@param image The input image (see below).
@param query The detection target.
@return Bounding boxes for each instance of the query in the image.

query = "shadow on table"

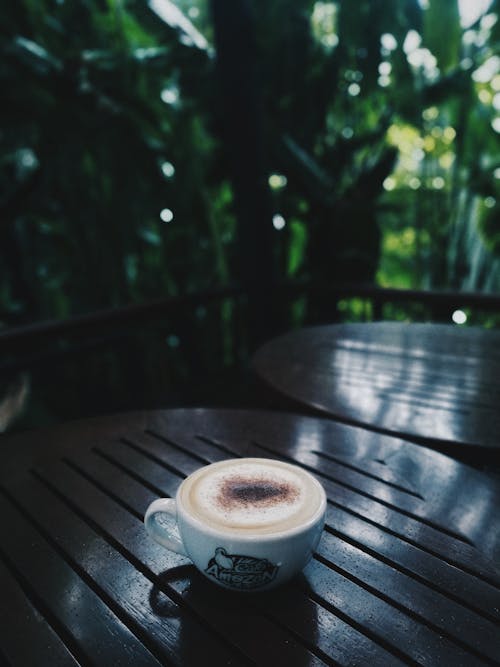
[150,566,317,665]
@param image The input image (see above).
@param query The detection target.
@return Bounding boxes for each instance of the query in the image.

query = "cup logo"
[205,547,279,589]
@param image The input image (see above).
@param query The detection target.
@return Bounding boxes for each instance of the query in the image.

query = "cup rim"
[176,457,327,541]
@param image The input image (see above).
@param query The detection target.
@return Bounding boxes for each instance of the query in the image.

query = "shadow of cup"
[149,566,317,664]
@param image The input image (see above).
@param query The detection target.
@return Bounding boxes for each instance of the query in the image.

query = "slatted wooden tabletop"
[1,408,499,666]
[252,322,500,450]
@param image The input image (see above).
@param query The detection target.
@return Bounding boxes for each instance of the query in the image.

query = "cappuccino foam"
[181,459,324,535]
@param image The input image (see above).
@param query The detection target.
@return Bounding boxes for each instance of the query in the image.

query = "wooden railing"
[1,283,499,360]
[0,287,242,352]
[300,283,500,319]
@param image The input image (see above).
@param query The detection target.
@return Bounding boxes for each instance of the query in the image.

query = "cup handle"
[144,498,188,557]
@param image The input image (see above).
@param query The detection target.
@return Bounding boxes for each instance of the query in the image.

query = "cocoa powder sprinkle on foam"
[216,475,299,510]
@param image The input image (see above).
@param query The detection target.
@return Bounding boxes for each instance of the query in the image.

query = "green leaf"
[287,220,307,276]
[148,0,210,51]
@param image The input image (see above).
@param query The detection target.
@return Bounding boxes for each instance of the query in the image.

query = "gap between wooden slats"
[92,438,494,661]
[63,443,415,667]
[144,428,500,589]
[299,561,494,667]
[2,479,244,667]
[141,429,500,621]
[85,446,422,664]
[0,490,165,667]
[162,426,484,555]
[308,450,424,499]
[70,446,368,667]
[252,439,499,583]
[273,447,470,543]
[314,538,499,663]
[0,556,81,667]
[30,458,331,667]
[140,428,500,624]
[79,430,500,658]
[151,431,440,533]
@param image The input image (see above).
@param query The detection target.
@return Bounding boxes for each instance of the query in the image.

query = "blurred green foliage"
[1,0,227,324]
[2,0,499,322]
[1,0,500,426]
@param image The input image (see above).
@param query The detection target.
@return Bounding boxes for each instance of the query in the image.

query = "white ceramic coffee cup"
[144,458,327,592]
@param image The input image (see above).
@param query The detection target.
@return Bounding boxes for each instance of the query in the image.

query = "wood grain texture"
[1,408,499,666]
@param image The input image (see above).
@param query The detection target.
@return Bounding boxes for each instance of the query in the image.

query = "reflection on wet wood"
[253,322,500,451]
[1,409,499,665]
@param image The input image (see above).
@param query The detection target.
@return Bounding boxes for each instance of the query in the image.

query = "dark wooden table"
[1,408,499,666]
[253,322,500,452]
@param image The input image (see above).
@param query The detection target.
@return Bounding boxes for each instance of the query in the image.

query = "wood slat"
[1,478,246,667]
[29,458,327,667]
[250,588,408,667]
[315,532,499,662]
[1,407,499,667]
[250,442,500,583]
[66,446,408,667]
[252,322,500,449]
[125,428,500,587]
[123,429,500,621]
[0,493,163,667]
[302,559,490,667]
[68,435,499,666]
[0,557,80,667]
[322,509,500,624]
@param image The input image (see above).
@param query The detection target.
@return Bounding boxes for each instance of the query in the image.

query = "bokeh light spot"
[269,173,288,189]
[161,161,175,178]
[383,177,396,191]
[452,310,467,324]
[272,214,286,230]
[160,208,174,222]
